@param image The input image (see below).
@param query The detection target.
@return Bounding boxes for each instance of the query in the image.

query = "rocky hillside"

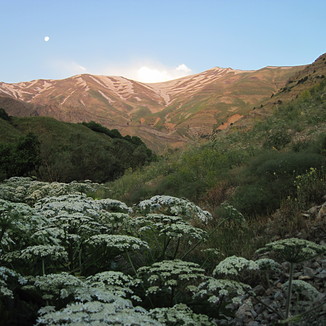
[0,64,304,151]
[235,53,326,130]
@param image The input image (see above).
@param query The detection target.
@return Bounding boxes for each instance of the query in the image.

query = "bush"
[263,129,291,150]
[250,152,325,181]
[0,133,41,180]
[231,184,278,216]
[0,108,11,121]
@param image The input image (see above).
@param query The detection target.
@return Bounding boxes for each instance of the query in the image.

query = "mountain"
[0,64,306,151]
[234,53,326,129]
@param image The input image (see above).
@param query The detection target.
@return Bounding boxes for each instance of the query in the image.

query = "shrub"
[231,184,278,216]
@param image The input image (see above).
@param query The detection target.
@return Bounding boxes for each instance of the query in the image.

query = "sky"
[0,0,325,83]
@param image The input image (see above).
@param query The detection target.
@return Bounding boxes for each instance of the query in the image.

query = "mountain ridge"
[0,64,307,151]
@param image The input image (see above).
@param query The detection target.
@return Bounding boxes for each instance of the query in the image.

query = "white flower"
[256,238,326,263]
[87,235,149,251]
[149,304,214,326]
[195,277,251,305]
[136,195,212,223]
[138,260,206,296]
[213,255,259,277]
[282,280,321,301]
[36,300,162,325]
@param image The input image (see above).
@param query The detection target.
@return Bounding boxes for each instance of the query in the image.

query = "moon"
[44,36,50,42]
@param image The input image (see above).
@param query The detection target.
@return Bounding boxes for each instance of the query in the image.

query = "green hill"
[0,115,155,182]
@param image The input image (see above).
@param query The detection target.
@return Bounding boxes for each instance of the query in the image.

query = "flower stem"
[285,262,295,319]
[42,258,45,276]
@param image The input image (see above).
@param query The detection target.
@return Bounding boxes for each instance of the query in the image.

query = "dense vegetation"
[0,178,324,325]
[0,116,155,183]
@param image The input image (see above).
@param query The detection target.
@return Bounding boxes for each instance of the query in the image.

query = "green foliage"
[263,129,291,150]
[0,116,155,183]
[0,133,41,180]
[0,108,11,121]
[82,121,123,139]
[294,167,326,209]
[231,183,278,216]
[231,151,325,216]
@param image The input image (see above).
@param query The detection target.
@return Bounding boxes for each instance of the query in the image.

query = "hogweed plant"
[32,272,86,305]
[0,199,48,253]
[256,238,326,320]
[36,298,162,326]
[19,245,68,275]
[255,257,281,288]
[138,259,206,307]
[136,195,212,223]
[86,234,149,274]
[149,303,215,326]
[213,255,259,280]
[86,271,141,302]
[130,213,207,260]
[194,277,252,309]
[0,266,26,299]
[0,177,101,204]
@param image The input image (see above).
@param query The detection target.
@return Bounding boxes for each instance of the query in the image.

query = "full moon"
[44,36,50,42]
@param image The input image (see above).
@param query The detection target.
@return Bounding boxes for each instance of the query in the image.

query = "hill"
[0,115,155,182]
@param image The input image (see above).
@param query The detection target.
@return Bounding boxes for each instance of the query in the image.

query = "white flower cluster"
[87,234,149,251]
[0,266,26,298]
[34,194,101,219]
[195,277,251,305]
[100,212,130,232]
[149,303,215,326]
[34,194,132,219]
[48,212,109,238]
[36,299,163,326]
[282,280,322,301]
[138,260,206,295]
[133,214,207,241]
[86,271,141,301]
[0,177,101,204]
[33,272,85,301]
[255,258,281,272]
[0,199,48,249]
[96,198,132,213]
[256,238,326,263]
[20,245,68,261]
[136,195,212,223]
[220,202,245,223]
[213,255,259,277]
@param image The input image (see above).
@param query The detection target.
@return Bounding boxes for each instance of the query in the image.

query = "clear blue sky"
[0,0,325,83]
